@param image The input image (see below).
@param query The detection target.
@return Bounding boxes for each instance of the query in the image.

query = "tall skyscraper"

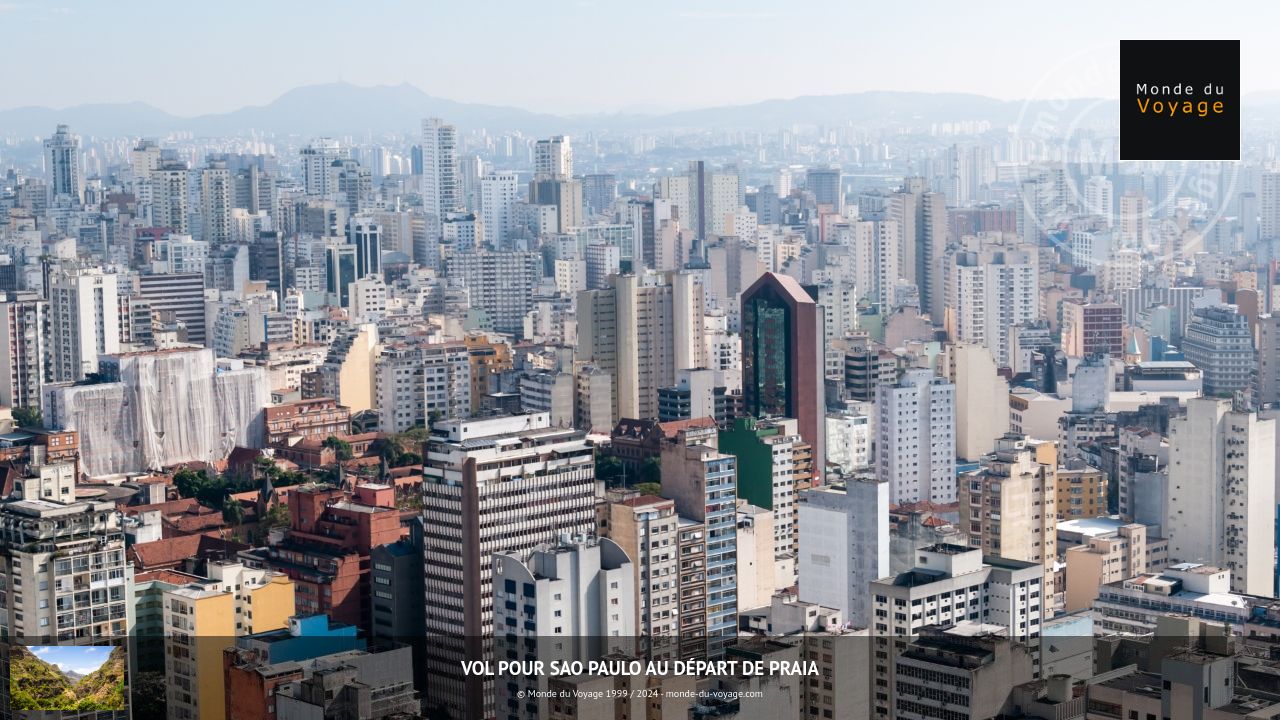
[1164,398,1276,595]
[48,266,120,382]
[421,118,459,249]
[135,271,208,345]
[421,413,596,718]
[877,368,957,503]
[740,272,825,473]
[44,124,83,203]
[578,271,706,420]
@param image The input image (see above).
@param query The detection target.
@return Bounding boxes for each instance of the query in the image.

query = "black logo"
[1120,39,1240,161]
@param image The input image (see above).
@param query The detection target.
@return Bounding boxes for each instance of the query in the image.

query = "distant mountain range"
[3,82,1280,139]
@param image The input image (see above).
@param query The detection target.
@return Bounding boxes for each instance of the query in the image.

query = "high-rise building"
[1256,314,1280,408]
[597,491,683,649]
[1063,522,1167,612]
[534,135,573,179]
[582,173,617,216]
[578,271,706,420]
[944,233,1038,368]
[479,171,519,248]
[325,244,358,308]
[888,180,947,321]
[958,434,1058,595]
[0,458,131,642]
[877,368,957,504]
[374,340,471,432]
[1182,304,1255,398]
[421,118,459,246]
[658,424,738,654]
[1061,299,1124,359]
[445,251,542,335]
[421,413,596,718]
[1084,175,1114,225]
[942,342,1011,462]
[1164,397,1275,595]
[869,545,1045,717]
[719,417,809,569]
[48,266,120,382]
[201,160,233,244]
[299,137,344,196]
[44,124,83,203]
[1261,171,1280,241]
[151,159,191,234]
[740,272,825,473]
[797,475,888,627]
[805,166,842,212]
[0,291,48,410]
[492,537,634,719]
[346,217,382,279]
[135,271,207,345]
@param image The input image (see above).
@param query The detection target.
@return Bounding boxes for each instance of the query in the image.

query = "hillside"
[8,645,126,711]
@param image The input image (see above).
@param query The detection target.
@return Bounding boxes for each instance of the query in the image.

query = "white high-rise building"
[492,537,634,720]
[201,161,233,244]
[0,292,49,410]
[299,138,344,196]
[534,135,573,179]
[375,341,471,432]
[945,233,1038,368]
[151,160,191,234]
[1084,175,1114,226]
[1164,397,1276,596]
[421,118,459,245]
[48,266,120,382]
[479,171,519,247]
[797,475,889,628]
[1261,171,1280,241]
[44,124,83,203]
[876,368,957,504]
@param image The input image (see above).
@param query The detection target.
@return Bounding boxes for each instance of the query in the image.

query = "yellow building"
[1056,464,1108,519]
[464,333,513,414]
[162,561,295,720]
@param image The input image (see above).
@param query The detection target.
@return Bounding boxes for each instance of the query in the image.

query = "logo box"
[1120,39,1240,161]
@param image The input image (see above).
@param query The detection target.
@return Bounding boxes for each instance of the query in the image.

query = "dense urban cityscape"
[3,9,1280,718]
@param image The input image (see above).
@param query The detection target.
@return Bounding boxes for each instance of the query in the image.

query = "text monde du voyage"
[1134,83,1228,118]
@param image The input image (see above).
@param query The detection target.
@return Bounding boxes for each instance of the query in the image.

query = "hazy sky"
[0,0,1271,115]
[30,645,112,676]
